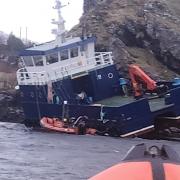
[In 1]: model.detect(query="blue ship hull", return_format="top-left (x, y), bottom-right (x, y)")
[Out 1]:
top-left (19, 65), bottom-right (180, 137)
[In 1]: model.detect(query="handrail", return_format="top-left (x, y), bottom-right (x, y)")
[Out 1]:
top-left (17, 52), bottom-right (113, 85)
top-left (17, 69), bottom-right (48, 85)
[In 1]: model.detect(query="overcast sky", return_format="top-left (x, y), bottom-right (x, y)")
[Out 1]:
top-left (0, 0), bottom-right (83, 42)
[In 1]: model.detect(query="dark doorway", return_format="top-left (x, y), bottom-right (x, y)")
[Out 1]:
top-left (72, 75), bottom-right (94, 97)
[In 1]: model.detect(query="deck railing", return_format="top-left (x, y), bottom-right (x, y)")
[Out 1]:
top-left (17, 69), bottom-right (48, 85)
top-left (17, 52), bottom-right (113, 85)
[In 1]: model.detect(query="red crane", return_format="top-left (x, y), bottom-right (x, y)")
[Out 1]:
top-left (129, 64), bottom-right (158, 98)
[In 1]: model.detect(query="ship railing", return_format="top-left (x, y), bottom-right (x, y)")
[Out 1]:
top-left (17, 52), bottom-right (113, 85)
top-left (86, 52), bottom-right (113, 67)
top-left (17, 68), bottom-right (48, 85)
top-left (53, 52), bottom-right (113, 79)
top-left (94, 52), bottom-right (113, 65)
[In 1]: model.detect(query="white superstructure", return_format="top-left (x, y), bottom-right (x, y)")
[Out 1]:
top-left (17, 0), bottom-right (113, 85)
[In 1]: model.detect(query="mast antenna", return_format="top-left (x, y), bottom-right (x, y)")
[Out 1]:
top-left (51, 0), bottom-right (70, 45)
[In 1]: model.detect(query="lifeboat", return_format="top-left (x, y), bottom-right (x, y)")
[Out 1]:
top-left (40, 117), bottom-right (96, 135)
top-left (89, 143), bottom-right (180, 180)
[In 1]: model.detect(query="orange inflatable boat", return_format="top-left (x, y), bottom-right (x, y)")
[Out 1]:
top-left (40, 117), bottom-right (96, 135)
top-left (89, 143), bottom-right (180, 180)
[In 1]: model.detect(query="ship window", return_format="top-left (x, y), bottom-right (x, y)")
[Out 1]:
top-left (60, 50), bottom-right (68, 61)
top-left (33, 56), bottom-right (43, 66)
top-left (46, 53), bottom-right (58, 64)
top-left (23, 56), bottom-right (34, 67)
top-left (70, 47), bottom-right (78, 58)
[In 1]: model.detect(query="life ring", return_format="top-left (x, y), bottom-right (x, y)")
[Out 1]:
top-left (108, 73), bottom-right (113, 79)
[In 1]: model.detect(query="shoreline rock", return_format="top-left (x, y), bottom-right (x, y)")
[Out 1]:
top-left (0, 90), bottom-right (24, 124)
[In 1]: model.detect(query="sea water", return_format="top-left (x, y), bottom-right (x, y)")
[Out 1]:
top-left (0, 122), bottom-right (179, 180)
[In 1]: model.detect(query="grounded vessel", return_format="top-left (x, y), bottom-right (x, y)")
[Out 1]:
top-left (17, 0), bottom-right (180, 137)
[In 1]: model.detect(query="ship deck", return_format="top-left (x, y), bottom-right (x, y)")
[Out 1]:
top-left (96, 96), bottom-right (171, 112)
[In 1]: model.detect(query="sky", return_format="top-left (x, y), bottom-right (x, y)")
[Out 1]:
top-left (0, 0), bottom-right (83, 43)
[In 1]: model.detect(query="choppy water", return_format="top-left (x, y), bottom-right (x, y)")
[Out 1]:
top-left (0, 122), bottom-right (180, 180)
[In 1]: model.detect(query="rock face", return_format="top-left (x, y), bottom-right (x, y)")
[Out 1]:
top-left (70, 0), bottom-right (180, 78)
top-left (0, 91), bottom-right (24, 123)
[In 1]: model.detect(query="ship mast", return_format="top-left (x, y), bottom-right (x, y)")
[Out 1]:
top-left (51, 0), bottom-right (67, 45)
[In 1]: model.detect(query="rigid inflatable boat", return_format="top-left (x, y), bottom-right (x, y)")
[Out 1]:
top-left (40, 117), bottom-right (96, 135)
top-left (89, 143), bottom-right (180, 180)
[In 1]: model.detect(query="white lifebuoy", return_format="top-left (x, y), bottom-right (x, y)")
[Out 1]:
top-left (108, 73), bottom-right (113, 79)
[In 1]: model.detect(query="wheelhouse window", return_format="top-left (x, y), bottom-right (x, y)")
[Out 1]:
top-left (46, 52), bottom-right (58, 64)
top-left (70, 47), bottom-right (78, 58)
top-left (23, 56), bottom-right (34, 67)
top-left (33, 56), bottom-right (43, 66)
top-left (60, 50), bottom-right (68, 61)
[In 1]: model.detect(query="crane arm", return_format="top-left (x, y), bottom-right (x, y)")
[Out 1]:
top-left (129, 64), bottom-right (157, 97)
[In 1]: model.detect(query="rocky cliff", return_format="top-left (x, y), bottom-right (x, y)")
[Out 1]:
top-left (0, 90), bottom-right (24, 123)
top-left (70, 0), bottom-right (180, 79)
top-left (0, 33), bottom-right (25, 123)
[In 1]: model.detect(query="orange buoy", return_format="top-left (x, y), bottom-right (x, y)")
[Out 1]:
top-left (89, 144), bottom-right (180, 180)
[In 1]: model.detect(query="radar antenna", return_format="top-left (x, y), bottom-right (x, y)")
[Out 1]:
top-left (51, 0), bottom-right (69, 45)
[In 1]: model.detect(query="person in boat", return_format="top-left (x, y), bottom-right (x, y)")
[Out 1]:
top-left (76, 91), bottom-right (91, 105)
top-left (89, 143), bottom-right (180, 180)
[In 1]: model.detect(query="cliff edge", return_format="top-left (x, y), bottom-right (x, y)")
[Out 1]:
top-left (70, 0), bottom-right (180, 79)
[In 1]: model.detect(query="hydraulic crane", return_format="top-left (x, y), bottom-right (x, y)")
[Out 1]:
top-left (129, 64), bottom-right (161, 98)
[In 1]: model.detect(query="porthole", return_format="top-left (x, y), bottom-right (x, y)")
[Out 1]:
top-left (108, 73), bottom-right (113, 79)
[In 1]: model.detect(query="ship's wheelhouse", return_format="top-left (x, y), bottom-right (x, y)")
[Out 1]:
top-left (17, 37), bottom-right (113, 85)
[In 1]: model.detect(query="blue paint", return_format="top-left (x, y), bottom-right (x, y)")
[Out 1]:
top-left (165, 87), bottom-right (180, 116)
top-left (19, 50), bottom-right (45, 56)
top-left (119, 78), bottom-right (128, 85)
top-left (22, 87), bottom-right (180, 135)
top-left (172, 78), bottom-right (180, 87)
top-left (89, 65), bottom-right (120, 101)
top-left (19, 64), bottom-right (180, 136)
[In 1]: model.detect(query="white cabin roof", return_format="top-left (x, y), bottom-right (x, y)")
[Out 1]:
top-left (20, 36), bottom-right (96, 56)
top-left (28, 37), bottom-right (81, 51)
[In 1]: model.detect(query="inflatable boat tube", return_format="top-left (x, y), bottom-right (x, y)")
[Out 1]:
top-left (89, 143), bottom-right (180, 180)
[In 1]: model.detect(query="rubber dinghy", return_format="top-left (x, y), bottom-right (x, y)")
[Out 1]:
top-left (89, 143), bottom-right (180, 180)
top-left (40, 117), bottom-right (96, 135)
